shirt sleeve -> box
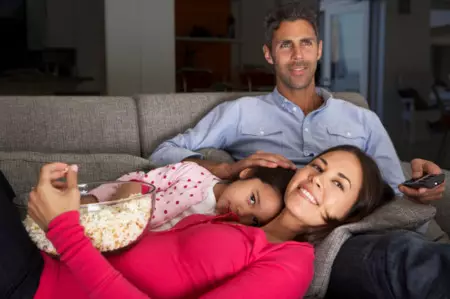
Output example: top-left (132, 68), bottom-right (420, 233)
top-left (139, 162), bottom-right (218, 228)
top-left (149, 101), bottom-right (240, 166)
top-left (199, 243), bottom-right (314, 299)
top-left (47, 211), bottom-right (150, 299)
top-left (364, 111), bottom-right (405, 194)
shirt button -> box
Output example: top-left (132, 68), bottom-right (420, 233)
top-left (304, 128), bottom-right (309, 132)
top-left (293, 107), bottom-right (297, 112)
top-left (346, 132), bottom-right (351, 137)
top-left (260, 131), bottom-right (265, 135)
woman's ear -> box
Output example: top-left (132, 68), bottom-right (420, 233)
top-left (239, 168), bottom-right (255, 179)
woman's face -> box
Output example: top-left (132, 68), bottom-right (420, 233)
top-left (284, 150), bottom-right (363, 227)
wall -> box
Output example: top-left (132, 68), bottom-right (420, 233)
top-left (431, 9), bottom-right (450, 27)
top-left (105, 0), bottom-right (175, 95)
top-left (240, 0), bottom-right (277, 67)
top-left (382, 0), bottom-right (432, 141)
top-left (74, 0), bottom-right (105, 93)
top-left (26, 0), bottom-right (105, 93)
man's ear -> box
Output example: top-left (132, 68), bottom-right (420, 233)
top-left (263, 45), bottom-right (274, 65)
top-left (317, 40), bottom-right (323, 61)
top-left (239, 168), bottom-right (255, 179)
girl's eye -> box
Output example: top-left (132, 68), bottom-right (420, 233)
top-left (249, 194), bottom-right (256, 205)
top-left (252, 216), bottom-right (261, 227)
top-left (333, 180), bottom-right (344, 191)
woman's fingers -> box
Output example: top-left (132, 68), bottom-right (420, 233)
top-left (38, 163), bottom-right (69, 187)
top-left (65, 165), bottom-right (79, 190)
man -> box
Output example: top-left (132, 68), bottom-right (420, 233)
top-left (151, 4), bottom-right (449, 297)
top-left (151, 4), bottom-right (443, 202)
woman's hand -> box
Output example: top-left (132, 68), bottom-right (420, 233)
top-left (28, 163), bottom-right (81, 231)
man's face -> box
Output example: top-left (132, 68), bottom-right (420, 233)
top-left (263, 20), bottom-right (322, 91)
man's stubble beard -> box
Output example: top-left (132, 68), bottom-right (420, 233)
top-left (272, 56), bottom-right (316, 91)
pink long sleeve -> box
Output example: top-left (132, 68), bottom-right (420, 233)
top-left (200, 243), bottom-right (314, 298)
top-left (40, 212), bottom-right (315, 299)
top-left (46, 211), bottom-right (150, 299)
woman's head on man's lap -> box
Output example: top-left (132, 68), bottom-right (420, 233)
top-left (284, 145), bottom-right (394, 244)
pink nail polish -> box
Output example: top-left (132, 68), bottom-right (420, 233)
top-left (70, 165), bottom-right (79, 173)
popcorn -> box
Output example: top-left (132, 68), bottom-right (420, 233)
top-left (23, 193), bottom-right (152, 255)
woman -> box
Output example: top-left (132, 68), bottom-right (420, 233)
top-left (1, 145), bottom-right (394, 299)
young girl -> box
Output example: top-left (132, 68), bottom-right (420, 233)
top-left (85, 162), bottom-right (296, 230)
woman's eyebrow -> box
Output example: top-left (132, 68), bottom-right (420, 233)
top-left (319, 157), bottom-right (327, 165)
top-left (338, 173), bottom-right (352, 188)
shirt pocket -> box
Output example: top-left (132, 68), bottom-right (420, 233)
top-left (325, 125), bottom-right (367, 149)
top-left (240, 125), bottom-right (285, 154)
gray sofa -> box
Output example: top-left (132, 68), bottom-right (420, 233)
top-left (1, 92), bottom-right (449, 298)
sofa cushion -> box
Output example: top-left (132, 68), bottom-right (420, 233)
top-left (306, 197), bottom-right (436, 298)
top-left (135, 92), bottom-right (263, 158)
top-left (0, 151), bottom-right (151, 195)
top-left (0, 96), bottom-right (141, 155)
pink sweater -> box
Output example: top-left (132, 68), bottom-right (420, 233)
top-left (35, 212), bottom-right (314, 299)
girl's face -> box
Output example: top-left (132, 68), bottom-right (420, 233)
top-left (284, 150), bottom-right (363, 227)
top-left (216, 178), bottom-right (283, 226)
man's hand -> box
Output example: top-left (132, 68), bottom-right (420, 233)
top-left (210, 151), bottom-right (296, 180)
top-left (399, 158), bottom-right (446, 203)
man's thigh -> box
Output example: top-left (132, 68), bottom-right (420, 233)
top-left (325, 230), bottom-right (450, 299)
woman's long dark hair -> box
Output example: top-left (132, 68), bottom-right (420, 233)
top-left (295, 145), bottom-right (395, 245)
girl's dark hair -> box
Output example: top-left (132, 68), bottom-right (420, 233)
top-left (245, 166), bottom-right (297, 210)
top-left (295, 145), bottom-right (395, 245)
top-left (264, 2), bottom-right (319, 49)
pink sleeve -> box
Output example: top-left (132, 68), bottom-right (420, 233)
top-left (149, 162), bottom-right (217, 228)
top-left (47, 211), bottom-right (150, 299)
top-left (199, 244), bottom-right (314, 299)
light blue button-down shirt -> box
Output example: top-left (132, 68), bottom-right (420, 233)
top-left (151, 88), bottom-right (405, 194)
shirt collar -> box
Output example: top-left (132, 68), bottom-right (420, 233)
top-left (271, 87), bottom-right (334, 113)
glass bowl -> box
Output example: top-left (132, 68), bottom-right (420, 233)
top-left (20, 181), bottom-right (155, 256)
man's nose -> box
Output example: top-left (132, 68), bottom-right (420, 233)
top-left (292, 45), bottom-right (304, 60)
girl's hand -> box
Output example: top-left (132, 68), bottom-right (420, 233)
top-left (28, 163), bottom-right (80, 231)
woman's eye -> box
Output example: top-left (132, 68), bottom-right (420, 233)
top-left (333, 180), bottom-right (344, 190)
top-left (249, 194), bottom-right (256, 205)
top-left (311, 164), bottom-right (323, 172)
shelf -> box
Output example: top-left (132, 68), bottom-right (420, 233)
top-left (176, 36), bottom-right (242, 44)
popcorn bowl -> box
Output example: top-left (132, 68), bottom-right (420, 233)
top-left (22, 181), bottom-right (156, 256)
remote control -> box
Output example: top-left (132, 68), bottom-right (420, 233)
top-left (402, 173), bottom-right (445, 189)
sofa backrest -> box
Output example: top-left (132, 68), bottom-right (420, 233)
top-left (0, 96), bottom-right (141, 156)
top-left (135, 91), bottom-right (369, 157)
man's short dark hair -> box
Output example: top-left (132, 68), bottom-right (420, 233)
top-left (264, 2), bottom-right (319, 48)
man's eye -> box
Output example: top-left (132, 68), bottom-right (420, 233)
top-left (280, 42), bottom-right (291, 48)
top-left (301, 40), bottom-right (313, 46)
top-left (250, 194), bottom-right (256, 205)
